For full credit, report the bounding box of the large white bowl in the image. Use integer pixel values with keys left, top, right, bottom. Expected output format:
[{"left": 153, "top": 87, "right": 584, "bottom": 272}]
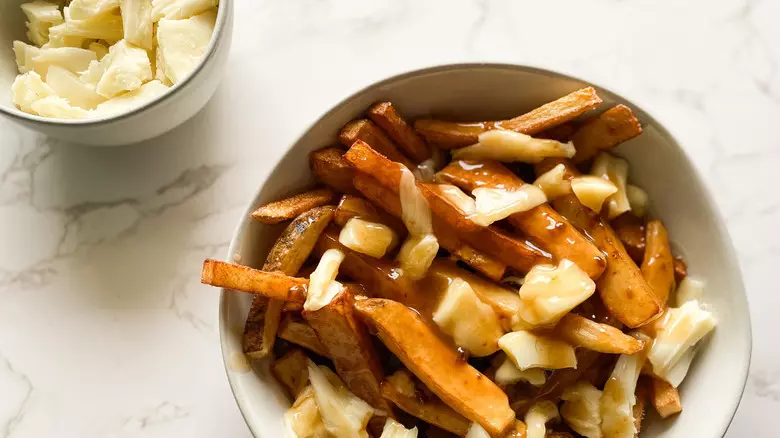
[
  {"left": 219, "top": 64, "right": 751, "bottom": 437},
  {"left": 0, "top": 0, "right": 233, "bottom": 146}
]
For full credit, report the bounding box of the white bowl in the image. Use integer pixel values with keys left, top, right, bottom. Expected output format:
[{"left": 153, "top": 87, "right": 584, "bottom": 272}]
[
  {"left": 0, "top": 0, "right": 232, "bottom": 146},
  {"left": 219, "top": 64, "right": 751, "bottom": 437}
]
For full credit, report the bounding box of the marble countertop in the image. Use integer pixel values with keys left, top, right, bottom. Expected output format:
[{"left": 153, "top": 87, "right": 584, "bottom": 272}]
[{"left": 1, "top": 0, "right": 777, "bottom": 436}]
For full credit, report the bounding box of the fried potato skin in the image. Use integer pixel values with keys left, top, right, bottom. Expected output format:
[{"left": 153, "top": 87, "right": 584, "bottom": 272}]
[
  {"left": 251, "top": 188, "right": 336, "bottom": 224},
  {"left": 277, "top": 313, "right": 330, "bottom": 357},
  {"left": 641, "top": 219, "right": 676, "bottom": 306},
  {"left": 650, "top": 377, "right": 683, "bottom": 418},
  {"left": 414, "top": 87, "right": 602, "bottom": 148},
  {"left": 310, "top": 147, "right": 360, "bottom": 195},
  {"left": 340, "top": 119, "right": 416, "bottom": 169},
  {"left": 271, "top": 348, "right": 310, "bottom": 399},
  {"left": 354, "top": 298, "right": 515, "bottom": 436},
  {"left": 611, "top": 213, "right": 646, "bottom": 263}
]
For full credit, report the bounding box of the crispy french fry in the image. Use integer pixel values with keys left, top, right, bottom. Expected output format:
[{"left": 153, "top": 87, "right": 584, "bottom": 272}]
[
  {"left": 642, "top": 220, "right": 676, "bottom": 306},
  {"left": 535, "top": 159, "right": 663, "bottom": 328},
  {"left": 201, "top": 260, "right": 308, "bottom": 302},
  {"left": 368, "top": 101, "right": 432, "bottom": 163},
  {"left": 414, "top": 87, "right": 602, "bottom": 148},
  {"left": 380, "top": 372, "right": 470, "bottom": 436},
  {"left": 436, "top": 160, "right": 606, "bottom": 280},
  {"left": 334, "top": 194, "right": 407, "bottom": 237},
  {"left": 571, "top": 105, "right": 642, "bottom": 164},
  {"left": 416, "top": 183, "right": 483, "bottom": 233},
  {"left": 611, "top": 213, "right": 646, "bottom": 263},
  {"left": 277, "top": 313, "right": 329, "bottom": 357},
  {"left": 353, "top": 174, "right": 507, "bottom": 281},
  {"left": 303, "top": 288, "right": 389, "bottom": 411},
  {"left": 555, "top": 313, "right": 644, "bottom": 355},
  {"left": 271, "top": 348, "right": 310, "bottom": 399},
  {"left": 251, "top": 187, "right": 336, "bottom": 224},
  {"left": 650, "top": 377, "right": 683, "bottom": 418},
  {"left": 243, "top": 206, "right": 334, "bottom": 358},
  {"left": 310, "top": 147, "right": 359, "bottom": 195},
  {"left": 340, "top": 119, "right": 416, "bottom": 169},
  {"left": 354, "top": 298, "right": 515, "bottom": 436},
  {"left": 345, "top": 141, "right": 551, "bottom": 273},
  {"left": 674, "top": 256, "right": 688, "bottom": 283}
]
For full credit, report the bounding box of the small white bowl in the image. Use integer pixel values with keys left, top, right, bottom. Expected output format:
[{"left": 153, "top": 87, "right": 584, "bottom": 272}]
[
  {"left": 0, "top": 0, "right": 232, "bottom": 146},
  {"left": 219, "top": 64, "right": 751, "bottom": 437}
]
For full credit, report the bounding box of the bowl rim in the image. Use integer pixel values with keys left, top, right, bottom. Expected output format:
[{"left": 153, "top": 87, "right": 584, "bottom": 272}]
[
  {"left": 218, "top": 62, "right": 752, "bottom": 438},
  {"left": 0, "top": 0, "right": 232, "bottom": 126}
]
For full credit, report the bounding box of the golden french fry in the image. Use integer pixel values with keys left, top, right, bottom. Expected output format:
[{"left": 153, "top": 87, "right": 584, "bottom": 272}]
[
  {"left": 277, "top": 313, "right": 329, "bottom": 357},
  {"left": 243, "top": 207, "right": 334, "bottom": 358},
  {"left": 368, "top": 101, "right": 432, "bottom": 163},
  {"left": 271, "top": 348, "right": 310, "bottom": 399},
  {"left": 250, "top": 187, "right": 336, "bottom": 224},
  {"left": 436, "top": 159, "right": 606, "bottom": 280},
  {"left": 611, "top": 213, "right": 646, "bottom": 263},
  {"left": 354, "top": 298, "right": 515, "bottom": 436},
  {"left": 201, "top": 260, "right": 308, "bottom": 302},
  {"left": 310, "top": 147, "right": 359, "bottom": 195},
  {"left": 642, "top": 220, "right": 676, "bottom": 306},
  {"left": 334, "top": 194, "right": 407, "bottom": 238},
  {"left": 571, "top": 104, "right": 643, "bottom": 164},
  {"left": 353, "top": 174, "right": 507, "bottom": 281},
  {"left": 414, "top": 87, "right": 602, "bottom": 148},
  {"left": 303, "top": 288, "right": 390, "bottom": 411},
  {"left": 380, "top": 371, "right": 470, "bottom": 436},
  {"left": 340, "top": 119, "right": 416, "bottom": 169},
  {"left": 555, "top": 313, "right": 644, "bottom": 355},
  {"left": 650, "top": 377, "right": 683, "bottom": 418}
]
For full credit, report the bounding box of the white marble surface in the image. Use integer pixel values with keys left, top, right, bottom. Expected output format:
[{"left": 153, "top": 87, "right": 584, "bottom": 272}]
[{"left": 0, "top": 0, "right": 777, "bottom": 436}]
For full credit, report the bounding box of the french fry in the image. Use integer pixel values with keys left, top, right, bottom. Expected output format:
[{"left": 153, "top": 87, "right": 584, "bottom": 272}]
[
  {"left": 650, "top": 377, "right": 683, "bottom": 418},
  {"left": 380, "top": 371, "right": 470, "bottom": 436},
  {"left": 334, "top": 194, "right": 407, "bottom": 238},
  {"left": 641, "top": 220, "right": 675, "bottom": 306},
  {"left": 416, "top": 183, "right": 483, "bottom": 233},
  {"left": 611, "top": 213, "right": 646, "bottom": 263},
  {"left": 414, "top": 87, "right": 602, "bottom": 149},
  {"left": 310, "top": 147, "right": 359, "bottom": 195},
  {"left": 201, "top": 260, "right": 308, "bottom": 302},
  {"left": 243, "top": 206, "right": 334, "bottom": 358},
  {"left": 368, "top": 101, "right": 432, "bottom": 163},
  {"left": 634, "top": 378, "right": 651, "bottom": 434},
  {"left": 555, "top": 313, "right": 644, "bottom": 355},
  {"left": 535, "top": 159, "right": 663, "bottom": 328},
  {"left": 340, "top": 119, "right": 416, "bottom": 169},
  {"left": 271, "top": 348, "right": 310, "bottom": 399},
  {"left": 303, "top": 288, "right": 390, "bottom": 411},
  {"left": 345, "top": 141, "right": 551, "bottom": 273},
  {"left": 354, "top": 298, "right": 515, "bottom": 436},
  {"left": 250, "top": 187, "right": 336, "bottom": 224},
  {"left": 436, "top": 160, "right": 606, "bottom": 280},
  {"left": 674, "top": 256, "right": 688, "bottom": 283},
  {"left": 277, "top": 313, "right": 330, "bottom": 358},
  {"left": 571, "top": 105, "right": 643, "bottom": 164},
  {"left": 353, "top": 174, "right": 507, "bottom": 281}
]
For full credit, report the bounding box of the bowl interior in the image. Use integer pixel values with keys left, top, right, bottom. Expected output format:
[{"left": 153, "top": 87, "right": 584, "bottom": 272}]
[
  {"left": 220, "top": 64, "right": 751, "bottom": 437},
  {"left": 0, "top": 0, "right": 28, "bottom": 107}
]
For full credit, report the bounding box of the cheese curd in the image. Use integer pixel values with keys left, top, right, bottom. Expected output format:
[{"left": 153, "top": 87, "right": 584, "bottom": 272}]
[{"left": 514, "top": 259, "right": 596, "bottom": 327}]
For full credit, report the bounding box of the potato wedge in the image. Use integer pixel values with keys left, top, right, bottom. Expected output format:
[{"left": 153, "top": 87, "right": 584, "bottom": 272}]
[
  {"left": 354, "top": 298, "right": 515, "bottom": 436},
  {"left": 340, "top": 119, "right": 416, "bottom": 169},
  {"left": 555, "top": 313, "right": 644, "bottom": 355},
  {"left": 243, "top": 206, "right": 334, "bottom": 358},
  {"left": 271, "top": 348, "right": 310, "bottom": 399},
  {"left": 368, "top": 101, "right": 432, "bottom": 163},
  {"left": 414, "top": 87, "right": 602, "bottom": 148},
  {"left": 611, "top": 213, "right": 646, "bottom": 263},
  {"left": 201, "top": 260, "right": 308, "bottom": 302},
  {"left": 641, "top": 220, "right": 675, "bottom": 306},
  {"left": 380, "top": 370, "right": 470, "bottom": 436},
  {"left": 310, "top": 147, "right": 359, "bottom": 195},
  {"left": 535, "top": 159, "right": 663, "bottom": 328},
  {"left": 303, "top": 288, "right": 389, "bottom": 411},
  {"left": 345, "top": 141, "right": 551, "bottom": 273},
  {"left": 571, "top": 105, "right": 643, "bottom": 164},
  {"left": 250, "top": 188, "right": 336, "bottom": 224},
  {"left": 278, "top": 313, "right": 330, "bottom": 357},
  {"left": 334, "top": 194, "right": 407, "bottom": 238},
  {"left": 650, "top": 377, "right": 683, "bottom": 418},
  {"left": 436, "top": 159, "right": 606, "bottom": 280}
]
